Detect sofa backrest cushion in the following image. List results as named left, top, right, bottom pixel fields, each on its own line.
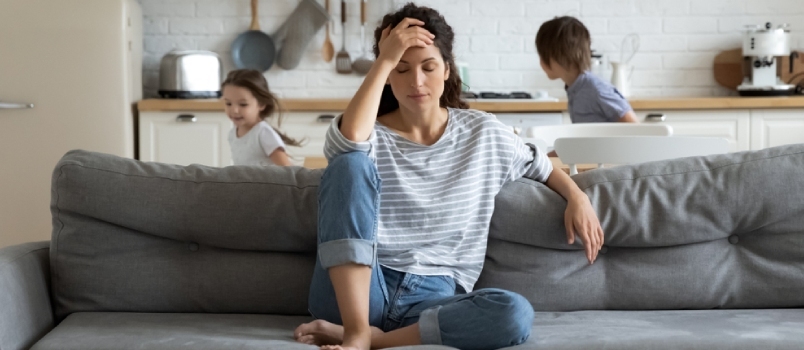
left=50, top=150, right=322, bottom=321
left=50, top=144, right=804, bottom=320
left=477, top=144, right=804, bottom=311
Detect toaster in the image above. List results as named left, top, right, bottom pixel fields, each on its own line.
left=158, top=50, right=223, bottom=99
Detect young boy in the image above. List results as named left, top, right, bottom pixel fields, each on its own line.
left=536, top=16, right=638, bottom=124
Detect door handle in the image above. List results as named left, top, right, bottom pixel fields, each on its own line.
left=645, top=113, right=666, bottom=122
left=176, top=114, right=197, bottom=122
left=0, top=102, right=34, bottom=109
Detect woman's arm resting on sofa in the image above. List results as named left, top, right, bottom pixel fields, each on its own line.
left=545, top=167, right=605, bottom=264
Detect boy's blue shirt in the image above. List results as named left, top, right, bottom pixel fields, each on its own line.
left=566, top=71, right=633, bottom=123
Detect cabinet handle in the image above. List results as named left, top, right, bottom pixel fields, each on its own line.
left=645, top=113, right=666, bottom=122
left=316, top=114, right=336, bottom=123
left=0, top=102, right=34, bottom=109
left=176, top=114, right=197, bottom=123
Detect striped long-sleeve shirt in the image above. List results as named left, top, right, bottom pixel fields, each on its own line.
left=324, top=108, right=553, bottom=292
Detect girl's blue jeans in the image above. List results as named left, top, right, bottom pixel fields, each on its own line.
left=308, top=152, right=534, bottom=350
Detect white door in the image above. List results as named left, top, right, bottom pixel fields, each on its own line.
left=139, top=112, right=233, bottom=167
left=750, top=109, right=804, bottom=150
left=0, top=0, right=140, bottom=248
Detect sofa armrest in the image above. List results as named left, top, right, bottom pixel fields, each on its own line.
left=0, top=241, right=54, bottom=350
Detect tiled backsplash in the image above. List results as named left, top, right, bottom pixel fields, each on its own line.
left=138, top=0, right=804, bottom=99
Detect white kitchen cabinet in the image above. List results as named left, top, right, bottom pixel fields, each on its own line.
left=138, top=110, right=339, bottom=167
left=561, top=111, right=571, bottom=124
left=139, top=111, right=232, bottom=167
left=635, top=110, right=751, bottom=152
left=279, top=111, right=341, bottom=161
left=750, top=109, right=804, bottom=150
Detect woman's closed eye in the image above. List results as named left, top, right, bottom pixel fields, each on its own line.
left=395, top=67, right=436, bottom=73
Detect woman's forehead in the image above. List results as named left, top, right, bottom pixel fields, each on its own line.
left=399, top=45, right=443, bottom=64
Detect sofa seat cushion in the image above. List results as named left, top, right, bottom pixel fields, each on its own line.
left=30, top=310, right=804, bottom=350
left=29, top=313, right=454, bottom=350
left=520, top=309, right=804, bottom=350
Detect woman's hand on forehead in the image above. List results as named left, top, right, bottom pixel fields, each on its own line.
left=377, top=17, right=435, bottom=65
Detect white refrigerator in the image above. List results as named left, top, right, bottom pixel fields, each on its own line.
left=0, top=0, right=142, bottom=248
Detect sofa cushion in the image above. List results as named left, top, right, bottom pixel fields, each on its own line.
left=479, top=144, right=804, bottom=310
left=29, top=313, right=454, bottom=350
left=50, top=150, right=323, bottom=321
left=29, top=310, right=804, bottom=350
left=520, top=309, right=804, bottom=350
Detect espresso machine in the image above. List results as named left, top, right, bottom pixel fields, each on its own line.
left=737, top=22, right=796, bottom=96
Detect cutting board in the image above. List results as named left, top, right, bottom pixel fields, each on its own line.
left=713, top=48, right=744, bottom=91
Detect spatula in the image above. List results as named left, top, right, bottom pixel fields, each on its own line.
left=352, top=0, right=373, bottom=75
left=335, top=0, right=352, bottom=74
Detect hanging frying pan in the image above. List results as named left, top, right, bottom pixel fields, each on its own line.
left=231, top=0, right=275, bottom=72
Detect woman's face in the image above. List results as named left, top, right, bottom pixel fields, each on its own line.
left=388, top=43, right=450, bottom=112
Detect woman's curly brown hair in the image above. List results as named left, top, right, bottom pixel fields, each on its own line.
left=372, top=3, right=468, bottom=117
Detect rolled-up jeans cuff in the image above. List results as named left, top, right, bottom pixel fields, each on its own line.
left=318, top=239, right=376, bottom=269
left=418, top=306, right=443, bottom=345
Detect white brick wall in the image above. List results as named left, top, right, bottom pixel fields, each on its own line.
left=138, top=0, right=804, bottom=99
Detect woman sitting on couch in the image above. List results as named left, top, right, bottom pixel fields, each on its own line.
left=294, top=4, right=604, bottom=350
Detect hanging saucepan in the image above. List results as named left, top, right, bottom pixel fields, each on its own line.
left=231, top=0, right=275, bottom=72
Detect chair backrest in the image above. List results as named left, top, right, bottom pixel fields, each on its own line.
left=554, top=136, right=730, bottom=175
left=525, top=123, right=674, bottom=147
left=519, top=137, right=549, bottom=153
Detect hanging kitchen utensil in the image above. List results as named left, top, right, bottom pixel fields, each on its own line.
left=335, top=0, right=352, bottom=74
left=352, top=0, right=373, bottom=75
left=273, top=0, right=329, bottom=70
left=619, top=33, right=640, bottom=65
left=322, top=0, right=335, bottom=62
left=231, top=0, right=276, bottom=72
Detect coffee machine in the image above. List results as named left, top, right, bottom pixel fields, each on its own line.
left=737, top=22, right=796, bottom=96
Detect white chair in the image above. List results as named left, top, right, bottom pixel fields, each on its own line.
left=525, top=123, right=674, bottom=150
left=554, top=136, right=730, bottom=175
left=519, top=137, right=549, bottom=154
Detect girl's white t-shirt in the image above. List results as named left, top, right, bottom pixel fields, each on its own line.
left=228, top=121, right=286, bottom=166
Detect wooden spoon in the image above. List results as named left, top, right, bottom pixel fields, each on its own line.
left=321, top=0, right=335, bottom=62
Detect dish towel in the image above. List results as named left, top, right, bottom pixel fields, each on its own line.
left=273, top=0, right=330, bottom=70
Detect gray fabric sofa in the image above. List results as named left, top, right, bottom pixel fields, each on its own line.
left=2, top=144, right=803, bottom=350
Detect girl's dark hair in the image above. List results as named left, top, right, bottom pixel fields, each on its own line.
left=535, top=16, right=591, bottom=72
left=372, top=3, right=468, bottom=117
left=221, top=69, right=303, bottom=147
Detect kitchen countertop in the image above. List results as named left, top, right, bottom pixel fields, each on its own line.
left=137, top=96, right=804, bottom=113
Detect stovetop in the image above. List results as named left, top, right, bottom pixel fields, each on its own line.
left=461, top=91, right=559, bottom=102
left=461, top=91, right=534, bottom=99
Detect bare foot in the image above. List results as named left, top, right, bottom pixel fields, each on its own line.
left=295, top=319, right=343, bottom=346
left=294, top=320, right=383, bottom=349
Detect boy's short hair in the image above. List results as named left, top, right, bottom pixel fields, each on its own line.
left=535, top=16, right=591, bottom=72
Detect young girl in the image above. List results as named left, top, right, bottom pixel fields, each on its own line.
left=294, top=4, right=604, bottom=350
left=221, top=69, right=302, bottom=166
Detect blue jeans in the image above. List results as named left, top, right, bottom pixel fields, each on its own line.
left=308, top=152, right=534, bottom=350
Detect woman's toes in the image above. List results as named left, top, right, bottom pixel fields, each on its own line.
left=298, top=334, right=316, bottom=345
